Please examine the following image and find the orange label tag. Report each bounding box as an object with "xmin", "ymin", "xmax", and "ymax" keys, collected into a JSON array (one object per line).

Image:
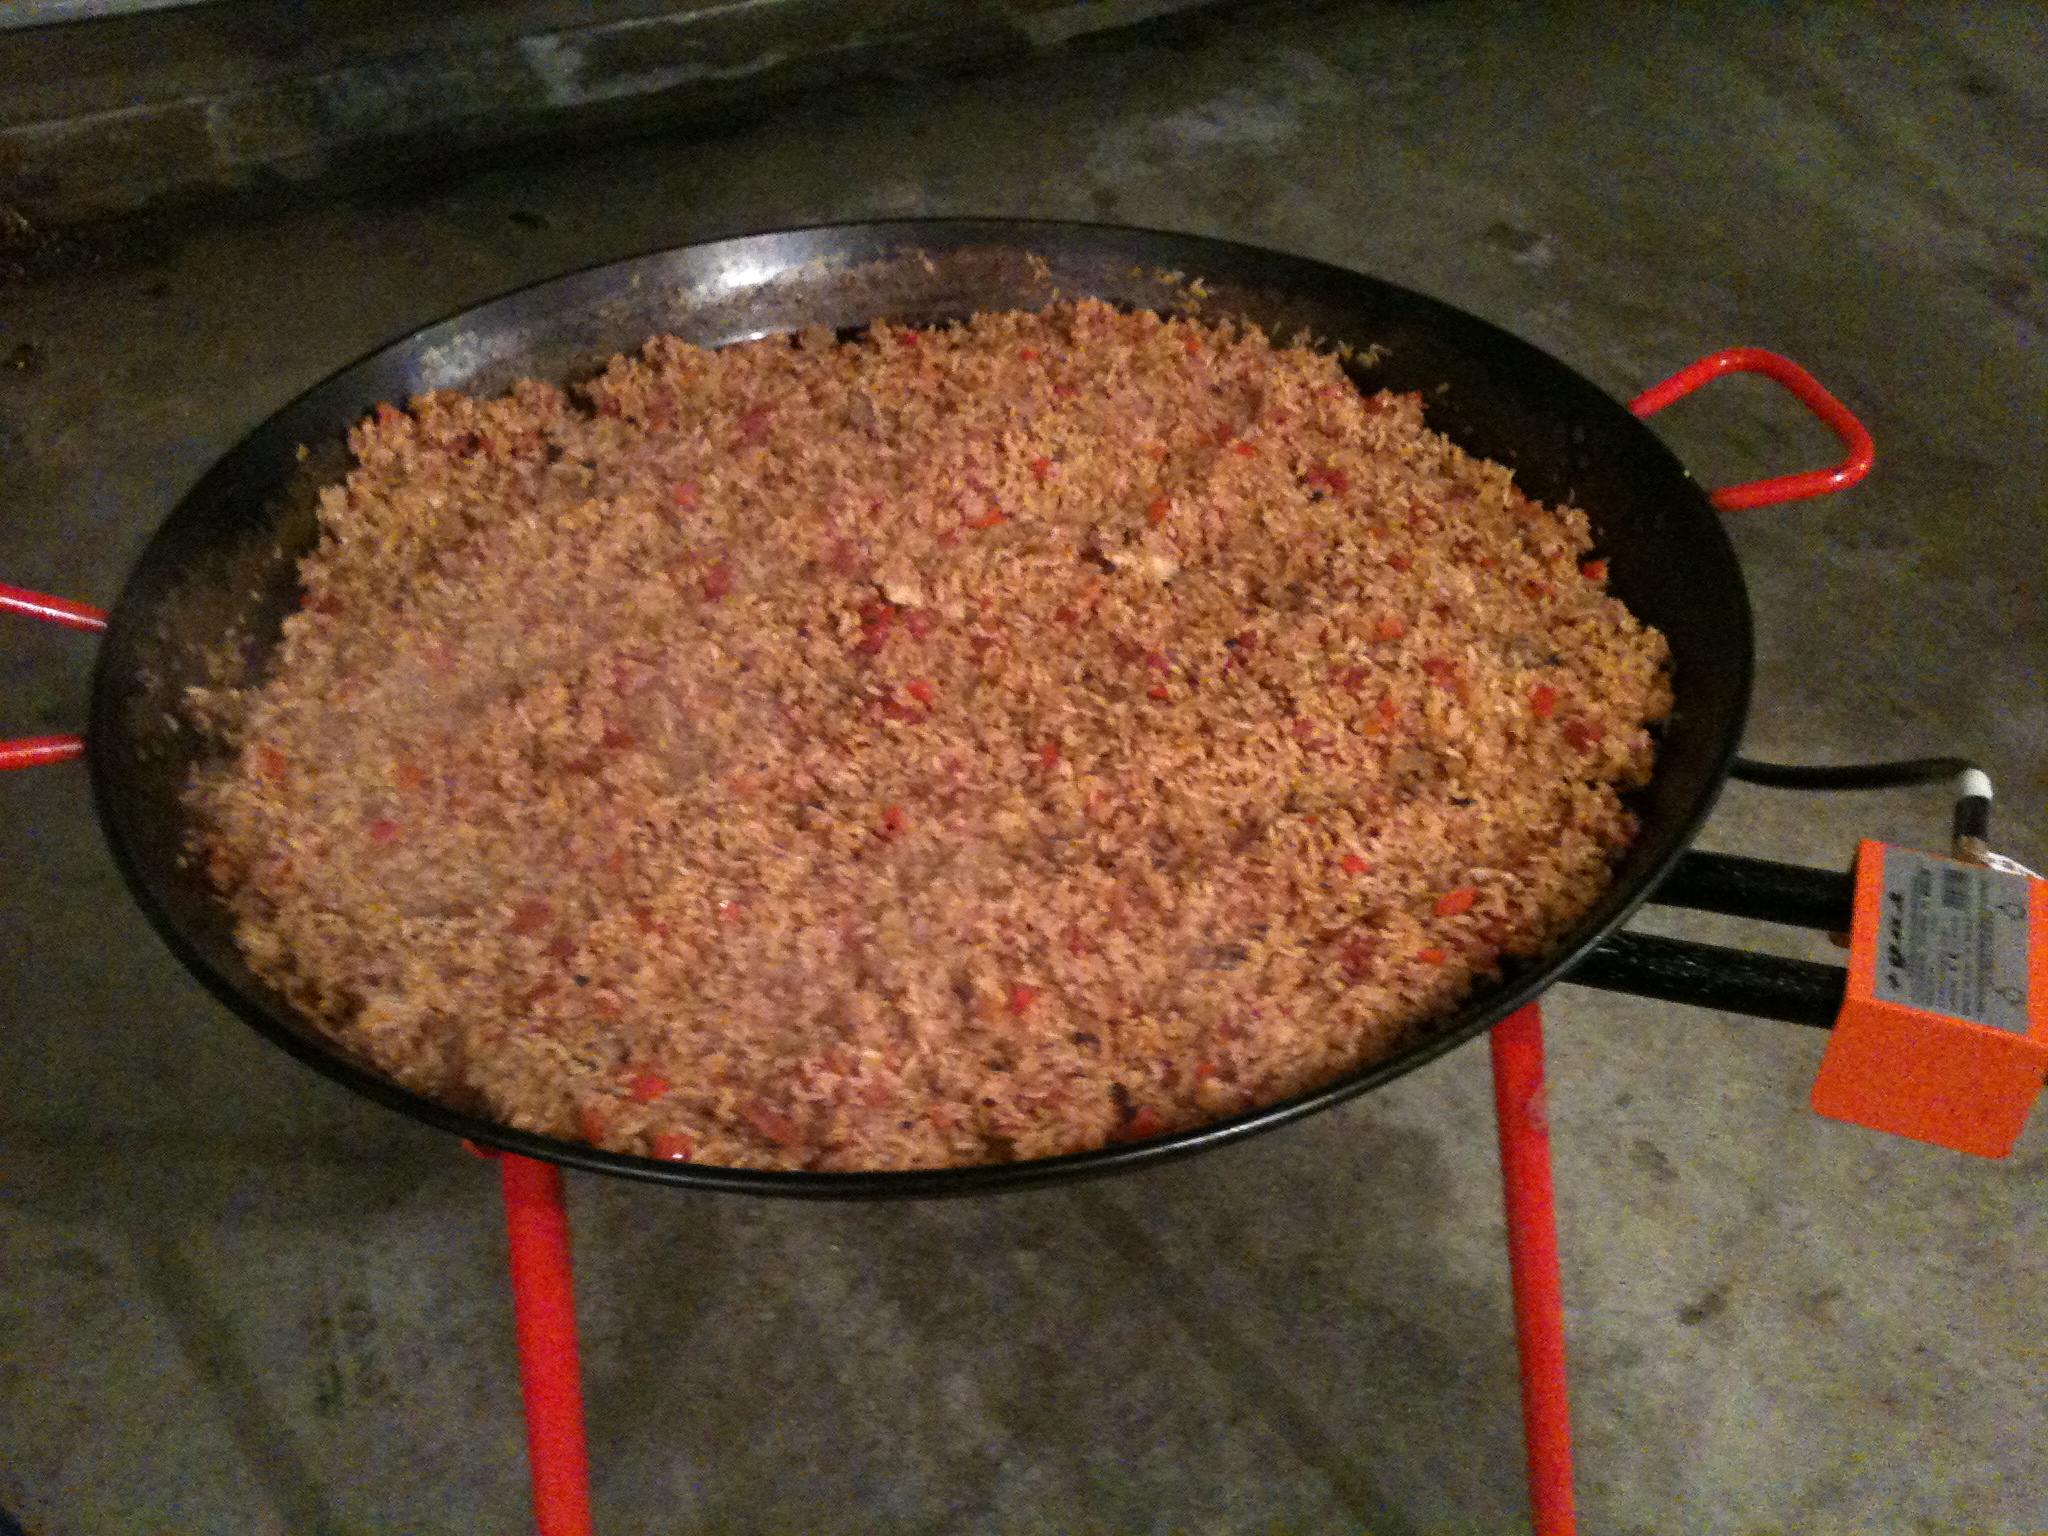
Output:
[{"xmin": 1813, "ymin": 841, "xmax": 2048, "ymax": 1157}]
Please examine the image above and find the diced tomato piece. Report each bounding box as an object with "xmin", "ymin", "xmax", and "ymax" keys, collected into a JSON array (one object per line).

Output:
[
  {"xmin": 578, "ymin": 1107, "xmax": 608, "ymax": 1145},
  {"xmin": 369, "ymin": 819, "xmax": 402, "ymax": 844},
  {"xmin": 745, "ymin": 1103, "xmax": 800, "ymax": 1146},
  {"xmin": 966, "ymin": 508, "xmax": 1006, "ymax": 530},
  {"xmin": 627, "ymin": 1073, "xmax": 671, "ymax": 1105},
  {"xmin": 1435, "ymin": 886, "xmax": 1478, "ymax": 917},
  {"xmin": 1342, "ymin": 854, "xmax": 1370, "ymax": 875},
  {"xmin": 1378, "ymin": 696, "xmax": 1399, "ymax": 723},
  {"xmin": 1232, "ymin": 442, "xmax": 1258, "ymax": 458},
  {"xmin": 906, "ymin": 678, "xmax": 937, "ymax": 707},
  {"xmin": 1147, "ymin": 496, "xmax": 1170, "ymax": 525},
  {"xmin": 1530, "ymin": 684, "xmax": 1559, "ymax": 719},
  {"xmin": 509, "ymin": 899, "xmax": 554, "ymax": 936},
  {"xmin": 1387, "ymin": 554, "xmax": 1414, "ymax": 572},
  {"xmin": 1031, "ymin": 457, "xmax": 1054, "ymax": 483},
  {"xmin": 1008, "ymin": 984, "xmax": 1039, "ymax": 1016},
  {"xmin": 1417, "ymin": 947, "xmax": 1448, "ymax": 966},
  {"xmin": 1562, "ymin": 718, "xmax": 1606, "ymax": 752},
  {"xmin": 880, "ymin": 805, "xmax": 907, "ymax": 838},
  {"xmin": 1375, "ymin": 616, "xmax": 1407, "ymax": 642},
  {"xmin": 651, "ymin": 1131, "xmax": 696, "ymax": 1162},
  {"xmin": 1148, "ymin": 685, "xmax": 1172, "ymax": 700},
  {"xmin": 1580, "ymin": 558, "xmax": 1608, "ymax": 581},
  {"xmin": 1036, "ymin": 742, "xmax": 1061, "ymax": 770},
  {"xmin": 672, "ymin": 482, "xmax": 701, "ymax": 509},
  {"xmin": 1119, "ymin": 1106, "xmax": 1166, "ymax": 1139},
  {"xmin": 257, "ymin": 745, "xmax": 289, "ymax": 782},
  {"xmin": 1020, "ymin": 347, "xmax": 1039, "ymax": 361}
]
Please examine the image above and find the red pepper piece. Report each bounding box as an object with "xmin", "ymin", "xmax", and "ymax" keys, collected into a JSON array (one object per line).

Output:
[
  {"xmin": 745, "ymin": 1103, "xmax": 800, "ymax": 1147},
  {"xmin": 579, "ymin": 1106, "xmax": 609, "ymax": 1145},
  {"xmin": 1148, "ymin": 685, "xmax": 1172, "ymax": 700},
  {"xmin": 1341, "ymin": 854, "xmax": 1370, "ymax": 876},
  {"xmin": 1008, "ymin": 984, "xmax": 1039, "ymax": 1016},
  {"xmin": 1530, "ymin": 684, "xmax": 1559, "ymax": 720},
  {"xmin": 1031, "ymin": 457, "xmax": 1054, "ymax": 483},
  {"xmin": 508, "ymin": 899, "xmax": 554, "ymax": 936},
  {"xmin": 651, "ymin": 1131, "xmax": 696, "ymax": 1161},
  {"xmin": 1417, "ymin": 947, "xmax": 1448, "ymax": 966},
  {"xmin": 879, "ymin": 805, "xmax": 907, "ymax": 838},
  {"xmin": 1232, "ymin": 442, "xmax": 1258, "ymax": 458},
  {"xmin": 1020, "ymin": 347, "xmax": 1039, "ymax": 361},
  {"xmin": 1435, "ymin": 886, "xmax": 1478, "ymax": 917},
  {"xmin": 965, "ymin": 508, "xmax": 1006, "ymax": 530},
  {"xmin": 1147, "ymin": 496, "xmax": 1170, "ymax": 525},
  {"xmin": 1580, "ymin": 558, "xmax": 1608, "ymax": 581},
  {"xmin": 1115, "ymin": 1106, "xmax": 1166, "ymax": 1140},
  {"xmin": 906, "ymin": 678, "xmax": 937, "ymax": 707},
  {"xmin": 627, "ymin": 1073, "xmax": 671, "ymax": 1105}
]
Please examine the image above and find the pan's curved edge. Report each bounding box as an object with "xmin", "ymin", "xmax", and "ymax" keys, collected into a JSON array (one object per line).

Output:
[{"xmin": 86, "ymin": 216, "xmax": 1752, "ymax": 1200}]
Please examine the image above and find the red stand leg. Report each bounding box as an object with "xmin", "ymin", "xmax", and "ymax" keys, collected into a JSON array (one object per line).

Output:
[
  {"xmin": 1489, "ymin": 1002, "xmax": 1576, "ymax": 1536},
  {"xmin": 499, "ymin": 1154, "xmax": 595, "ymax": 1536}
]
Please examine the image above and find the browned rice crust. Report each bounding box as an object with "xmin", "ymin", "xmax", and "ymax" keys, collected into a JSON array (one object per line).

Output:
[{"xmin": 188, "ymin": 300, "xmax": 1672, "ymax": 1171}]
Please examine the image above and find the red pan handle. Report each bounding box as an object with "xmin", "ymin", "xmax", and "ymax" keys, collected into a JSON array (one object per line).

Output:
[
  {"xmin": 1629, "ymin": 348, "xmax": 1874, "ymax": 510},
  {"xmin": 1, "ymin": 582, "xmax": 107, "ymax": 769}
]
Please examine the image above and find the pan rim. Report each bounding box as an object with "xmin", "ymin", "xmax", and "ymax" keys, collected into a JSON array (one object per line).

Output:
[{"xmin": 88, "ymin": 215, "xmax": 1751, "ymax": 1199}]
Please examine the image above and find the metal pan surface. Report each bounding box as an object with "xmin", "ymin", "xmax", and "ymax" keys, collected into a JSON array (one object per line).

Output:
[{"xmin": 87, "ymin": 219, "xmax": 1751, "ymax": 1196}]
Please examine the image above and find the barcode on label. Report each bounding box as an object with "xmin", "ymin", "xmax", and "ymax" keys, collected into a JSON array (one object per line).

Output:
[{"xmin": 1872, "ymin": 847, "xmax": 2032, "ymax": 1033}]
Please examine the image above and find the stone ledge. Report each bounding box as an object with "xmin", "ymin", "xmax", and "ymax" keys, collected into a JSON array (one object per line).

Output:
[{"xmin": 0, "ymin": 0, "xmax": 1225, "ymax": 223}]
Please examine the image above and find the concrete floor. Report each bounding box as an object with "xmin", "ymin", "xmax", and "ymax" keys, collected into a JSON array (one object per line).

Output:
[{"xmin": 3, "ymin": 2, "xmax": 2044, "ymax": 1531}]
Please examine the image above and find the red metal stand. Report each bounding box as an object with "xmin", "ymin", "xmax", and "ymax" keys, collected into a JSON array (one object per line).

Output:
[
  {"xmin": 1490, "ymin": 1001, "xmax": 1576, "ymax": 1536},
  {"xmin": 498, "ymin": 1154, "xmax": 595, "ymax": 1536}
]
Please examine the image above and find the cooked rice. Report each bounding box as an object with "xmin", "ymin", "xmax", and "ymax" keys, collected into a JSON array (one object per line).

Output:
[{"xmin": 188, "ymin": 300, "xmax": 1672, "ymax": 1171}]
